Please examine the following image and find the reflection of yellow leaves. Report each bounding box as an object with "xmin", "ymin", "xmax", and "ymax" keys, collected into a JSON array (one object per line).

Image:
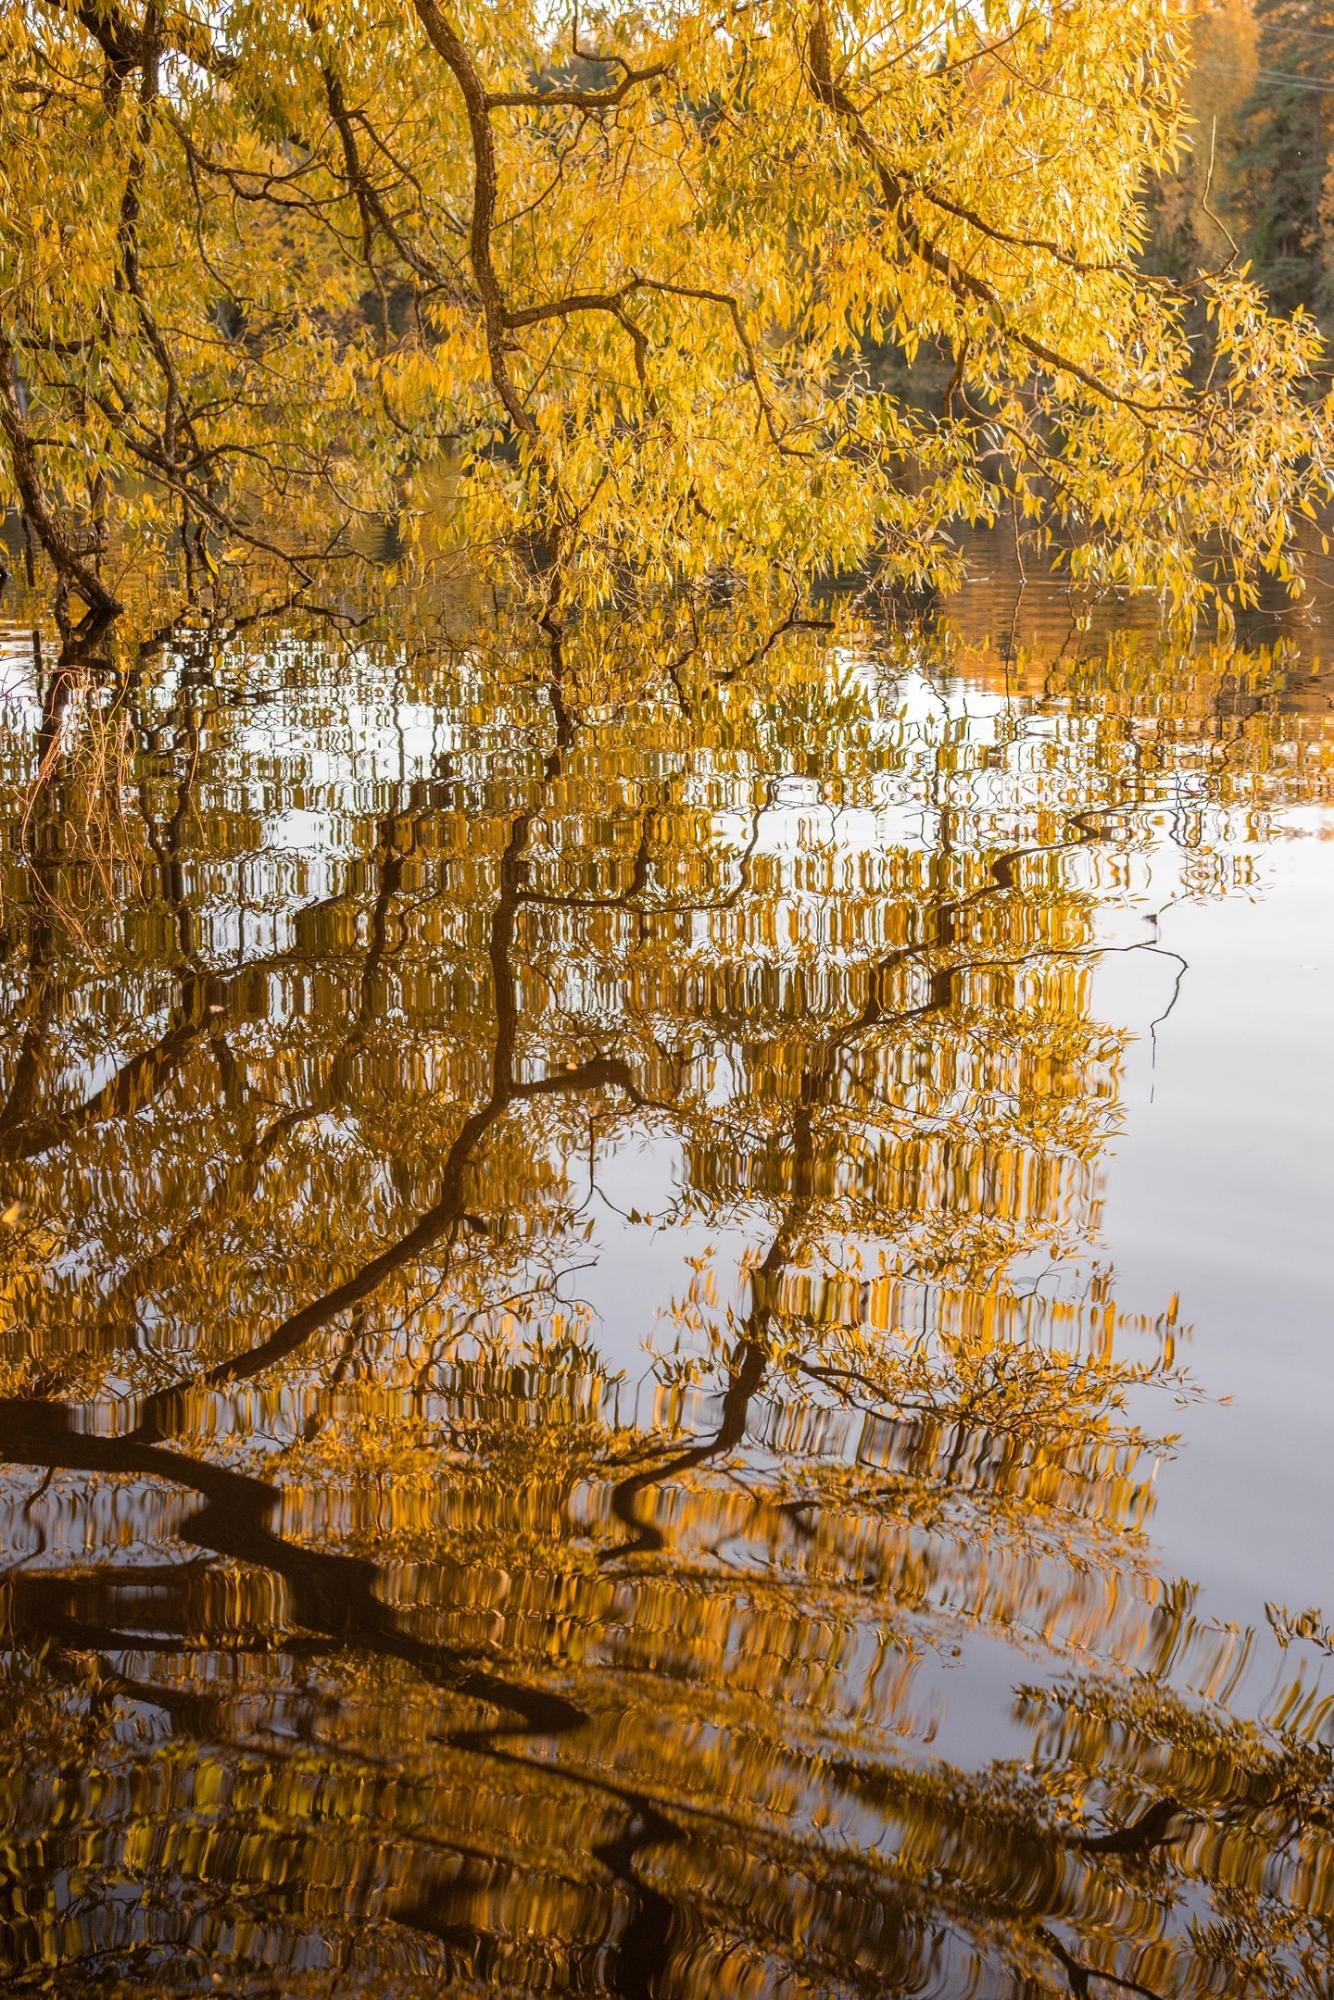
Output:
[
  {"xmin": 0, "ymin": 596, "xmax": 1328, "ymax": 1995},
  {"xmin": 0, "ymin": 1203, "xmax": 63, "ymax": 1346},
  {"xmin": 1267, "ymin": 1602, "xmax": 1334, "ymax": 1658}
]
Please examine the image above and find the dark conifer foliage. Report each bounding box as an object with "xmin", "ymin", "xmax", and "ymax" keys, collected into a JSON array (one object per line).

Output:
[{"xmin": 1233, "ymin": 0, "xmax": 1334, "ymax": 319}]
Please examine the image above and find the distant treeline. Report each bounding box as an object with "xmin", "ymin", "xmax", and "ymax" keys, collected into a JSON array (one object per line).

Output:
[{"xmin": 1154, "ymin": 0, "xmax": 1334, "ymax": 325}]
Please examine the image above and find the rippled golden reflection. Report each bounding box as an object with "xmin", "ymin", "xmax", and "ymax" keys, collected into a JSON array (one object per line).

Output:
[{"xmin": 0, "ymin": 594, "xmax": 1331, "ymax": 1997}]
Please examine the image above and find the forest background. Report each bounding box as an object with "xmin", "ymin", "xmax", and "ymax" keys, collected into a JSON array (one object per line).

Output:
[{"xmin": 1152, "ymin": 1, "xmax": 1334, "ymax": 327}]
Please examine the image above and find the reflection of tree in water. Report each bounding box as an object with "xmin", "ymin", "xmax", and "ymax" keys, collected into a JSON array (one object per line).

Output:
[{"xmin": 0, "ymin": 608, "xmax": 1331, "ymax": 1997}]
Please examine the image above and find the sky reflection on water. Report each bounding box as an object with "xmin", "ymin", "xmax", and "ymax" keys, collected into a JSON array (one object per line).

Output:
[{"xmin": 0, "ymin": 573, "xmax": 1331, "ymax": 1998}]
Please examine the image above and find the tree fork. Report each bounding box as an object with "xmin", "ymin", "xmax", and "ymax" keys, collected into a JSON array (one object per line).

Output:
[{"xmin": 0, "ymin": 338, "xmax": 121, "ymax": 616}]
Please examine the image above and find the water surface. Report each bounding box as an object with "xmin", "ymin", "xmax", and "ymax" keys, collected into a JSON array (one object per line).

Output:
[{"xmin": 0, "ymin": 575, "xmax": 1331, "ymax": 1997}]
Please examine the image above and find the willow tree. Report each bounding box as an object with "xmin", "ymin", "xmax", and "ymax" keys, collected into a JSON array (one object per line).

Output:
[
  {"xmin": 0, "ymin": 607, "xmax": 1331, "ymax": 1998},
  {"xmin": 1, "ymin": 0, "xmax": 1331, "ymax": 625}
]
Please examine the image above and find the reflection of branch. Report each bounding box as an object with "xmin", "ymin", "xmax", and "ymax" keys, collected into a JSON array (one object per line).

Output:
[
  {"xmin": 0, "ymin": 771, "xmax": 440, "ymax": 1166},
  {"xmin": 717, "ymin": 590, "xmax": 835, "ymax": 685},
  {"xmin": 0, "ymin": 987, "xmax": 219, "ymax": 1164},
  {"xmin": 165, "ymin": 1055, "xmax": 642, "ymax": 1411},
  {"xmin": 600, "ymin": 757, "xmax": 1180, "ymax": 1558},
  {"xmin": 1145, "ymin": 925, "xmax": 1188, "ymax": 1095},
  {"xmin": 1069, "ymin": 1796, "xmax": 1190, "ymax": 1858},
  {"xmin": 0, "ymin": 660, "xmax": 74, "ymax": 1145},
  {"xmin": 517, "ymin": 792, "xmax": 770, "ymax": 916},
  {"xmin": 603, "ymin": 1065, "xmax": 820, "ymax": 1559},
  {"xmin": 0, "ymin": 1397, "xmax": 582, "ymax": 1737},
  {"xmin": 1036, "ymin": 1922, "xmax": 1168, "ymax": 2000},
  {"xmin": 124, "ymin": 669, "xmax": 652, "ymax": 1424}
]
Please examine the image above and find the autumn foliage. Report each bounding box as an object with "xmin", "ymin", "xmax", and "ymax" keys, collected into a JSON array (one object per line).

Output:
[{"xmin": 1, "ymin": 0, "xmax": 1332, "ymax": 623}]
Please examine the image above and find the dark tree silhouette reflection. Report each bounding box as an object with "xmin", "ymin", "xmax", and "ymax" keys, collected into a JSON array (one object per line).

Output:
[{"xmin": 0, "ymin": 599, "xmax": 1331, "ymax": 1997}]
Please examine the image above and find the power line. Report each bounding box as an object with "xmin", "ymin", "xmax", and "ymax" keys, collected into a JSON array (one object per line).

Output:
[
  {"xmin": 1200, "ymin": 60, "xmax": 1334, "ymax": 94},
  {"xmin": 1251, "ymin": 21, "xmax": 1334, "ymax": 48}
]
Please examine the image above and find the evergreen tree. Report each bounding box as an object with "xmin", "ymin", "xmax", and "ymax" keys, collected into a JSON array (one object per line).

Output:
[
  {"xmin": 1233, "ymin": 0, "xmax": 1334, "ymax": 318},
  {"xmin": 1150, "ymin": 0, "xmax": 1257, "ymax": 283}
]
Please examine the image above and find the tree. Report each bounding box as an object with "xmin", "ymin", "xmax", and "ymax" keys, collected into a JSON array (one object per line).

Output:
[
  {"xmin": 1149, "ymin": 0, "xmax": 1258, "ymax": 281},
  {"xmin": 0, "ymin": 0, "xmax": 1331, "ymax": 629},
  {"xmin": 1233, "ymin": 1, "xmax": 1334, "ymax": 322}
]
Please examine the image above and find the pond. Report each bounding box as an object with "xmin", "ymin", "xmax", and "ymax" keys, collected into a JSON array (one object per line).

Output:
[{"xmin": 0, "ymin": 560, "xmax": 1331, "ymax": 1997}]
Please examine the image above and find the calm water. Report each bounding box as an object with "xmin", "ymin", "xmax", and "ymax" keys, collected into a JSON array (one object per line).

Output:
[{"xmin": 0, "ymin": 568, "xmax": 1332, "ymax": 1997}]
